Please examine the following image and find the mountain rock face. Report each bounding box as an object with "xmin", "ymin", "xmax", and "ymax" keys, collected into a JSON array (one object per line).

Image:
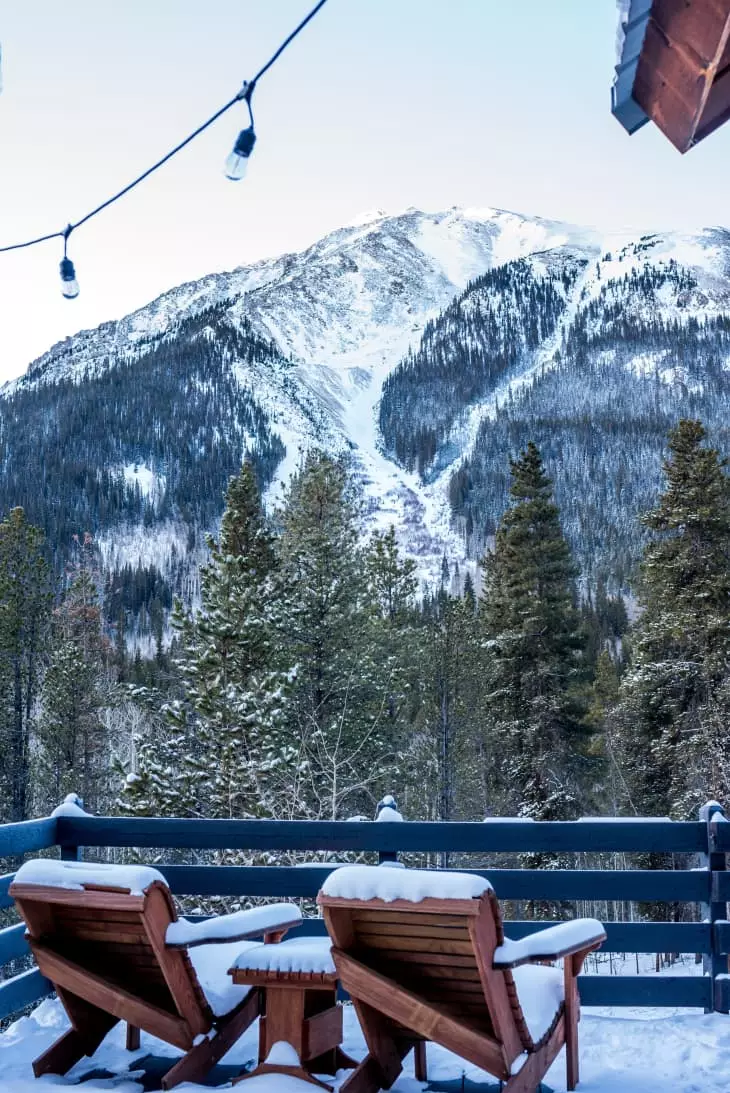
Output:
[{"xmin": 3, "ymin": 205, "xmax": 730, "ymax": 625}]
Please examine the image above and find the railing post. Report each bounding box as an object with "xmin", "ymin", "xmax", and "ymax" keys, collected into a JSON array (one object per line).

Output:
[
  {"xmin": 54, "ymin": 793, "xmax": 86, "ymax": 863},
  {"xmin": 699, "ymin": 800, "xmax": 728, "ymax": 1013},
  {"xmin": 375, "ymin": 794, "xmax": 402, "ymax": 864}
]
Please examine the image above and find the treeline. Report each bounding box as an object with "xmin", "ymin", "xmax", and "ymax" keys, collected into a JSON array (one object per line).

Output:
[{"xmin": 0, "ymin": 418, "xmax": 727, "ymax": 832}]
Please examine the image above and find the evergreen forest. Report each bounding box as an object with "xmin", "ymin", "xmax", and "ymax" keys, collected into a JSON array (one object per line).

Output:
[{"xmin": 2, "ymin": 420, "xmax": 728, "ymax": 852}]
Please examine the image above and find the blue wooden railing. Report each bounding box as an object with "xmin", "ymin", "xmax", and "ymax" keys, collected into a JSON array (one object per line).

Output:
[{"xmin": 1, "ymin": 805, "xmax": 728, "ymax": 1023}]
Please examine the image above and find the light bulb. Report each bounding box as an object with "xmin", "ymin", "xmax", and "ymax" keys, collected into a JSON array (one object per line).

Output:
[
  {"xmin": 60, "ymin": 257, "xmax": 79, "ymax": 299},
  {"xmin": 224, "ymin": 126, "xmax": 256, "ymax": 181}
]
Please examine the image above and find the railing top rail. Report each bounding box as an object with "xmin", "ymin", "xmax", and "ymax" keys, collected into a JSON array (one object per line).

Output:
[
  {"xmin": 0, "ymin": 817, "xmax": 56, "ymax": 858},
  {"xmin": 54, "ymin": 815, "xmax": 709, "ymax": 854}
]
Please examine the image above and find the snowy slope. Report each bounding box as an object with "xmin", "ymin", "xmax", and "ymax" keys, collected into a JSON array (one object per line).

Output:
[{"xmin": 4, "ymin": 206, "xmax": 730, "ymax": 592}]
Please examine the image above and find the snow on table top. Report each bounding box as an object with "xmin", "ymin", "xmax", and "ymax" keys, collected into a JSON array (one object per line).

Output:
[
  {"xmin": 320, "ymin": 864, "xmax": 492, "ymax": 902},
  {"xmin": 494, "ymin": 918, "xmax": 605, "ymax": 966},
  {"xmin": 512, "ymin": 963, "xmax": 564, "ymax": 1044},
  {"xmin": 189, "ymin": 941, "xmax": 254, "ymax": 1017},
  {"xmin": 233, "ymin": 937, "xmax": 335, "ymax": 975},
  {"xmin": 166, "ymin": 903, "xmax": 302, "ymax": 947},
  {"xmin": 13, "ymin": 858, "xmax": 167, "ymax": 896}
]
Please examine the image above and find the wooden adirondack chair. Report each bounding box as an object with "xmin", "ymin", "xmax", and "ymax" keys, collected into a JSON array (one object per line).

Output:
[
  {"xmin": 10, "ymin": 859, "xmax": 301, "ymax": 1089},
  {"xmin": 318, "ymin": 865, "xmax": 606, "ymax": 1093}
]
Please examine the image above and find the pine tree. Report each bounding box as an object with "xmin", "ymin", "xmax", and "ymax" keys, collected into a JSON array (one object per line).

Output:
[
  {"xmin": 120, "ymin": 462, "xmax": 297, "ymax": 821},
  {"xmin": 35, "ymin": 534, "xmax": 112, "ymax": 814},
  {"xmin": 0, "ymin": 508, "xmax": 52, "ymax": 821},
  {"xmin": 478, "ymin": 443, "xmax": 589, "ymax": 827},
  {"xmin": 616, "ymin": 420, "xmax": 730, "ymax": 817}
]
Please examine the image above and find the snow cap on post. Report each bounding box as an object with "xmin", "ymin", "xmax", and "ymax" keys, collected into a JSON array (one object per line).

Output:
[
  {"xmin": 376, "ymin": 793, "xmax": 402, "ymax": 864},
  {"xmin": 51, "ymin": 793, "xmax": 90, "ymax": 818},
  {"xmin": 375, "ymin": 793, "xmax": 403, "ymax": 822},
  {"xmin": 699, "ymin": 800, "xmax": 727, "ymax": 823}
]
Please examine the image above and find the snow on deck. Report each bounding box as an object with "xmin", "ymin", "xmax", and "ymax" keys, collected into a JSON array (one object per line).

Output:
[{"xmin": 2, "ymin": 996, "xmax": 729, "ymax": 1093}]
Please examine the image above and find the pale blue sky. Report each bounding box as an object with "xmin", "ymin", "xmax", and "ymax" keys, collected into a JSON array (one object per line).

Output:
[{"xmin": 1, "ymin": 0, "xmax": 729, "ymax": 382}]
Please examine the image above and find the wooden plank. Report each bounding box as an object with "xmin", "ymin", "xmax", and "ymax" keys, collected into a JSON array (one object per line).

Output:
[
  {"xmin": 478, "ymin": 869, "xmax": 708, "ymax": 903},
  {"xmin": 0, "ymin": 921, "xmax": 30, "ymax": 964},
  {"xmin": 155, "ymin": 865, "xmax": 710, "ymax": 903},
  {"xmin": 564, "ymin": 954, "xmax": 580, "ymax": 1089},
  {"xmin": 469, "ymin": 897, "xmax": 524, "ymax": 1060},
  {"xmin": 55, "ymin": 815, "xmax": 709, "ymax": 854},
  {"xmin": 350, "ymin": 998, "xmax": 409, "ymax": 1089},
  {"xmin": 32, "ymin": 1028, "xmax": 92, "ymax": 1078},
  {"xmin": 142, "ymin": 883, "xmax": 209, "ymax": 1037},
  {"xmin": 30, "ymin": 942, "xmax": 192, "ymax": 1049},
  {"xmin": 0, "ymin": 872, "xmax": 15, "ymax": 909},
  {"xmin": 333, "ymin": 948, "xmax": 508, "ymax": 1080},
  {"xmin": 321, "ymin": 896, "xmax": 481, "ymax": 917},
  {"xmin": 355, "ymin": 922, "xmax": 472, "ymax": 941},
  {"xmin": 634, "ymin": 0, "xmax": 730, "ymax": 151},
  {"xmin": 160, "ymin": 989, "xmax": 260, "ymax": 1090},
  {"xmin": 9, "ymin": 884, "xmax": 145, "ymax": 912},
  {"xmin": 352, "ymin": 910, "xmax": 469, "ymax": 929},
  {"xmin": 577, "ymin": 974, "xmax": 710, "ymax": 1008},
  {"xmin": 0, "ymin": 968, "xmax": 53, "ymax": 1020},
  {"xmin": 0, "ymin": 817, "xmax": 56, "ymax": 857},
  {"xmin": 354, "ymin": 933, "xmax": 475, "ymax": 956},
  {"xmin": 51, "ymin": 922, "xmax": 148, "ymax": 944},
  {"xmin": 503, "ymin": 1014, "xmax": 565, "ymax": 1093},
  {"xmin": 696, "ymin": 67, "xmax": 730, "ymax": 141},
  {"xmin": 54, "ymin": 907, "xmax": 146, "ymax": 926},
  {"xmin": 231, "ymin": 970, "xmax": 338, "ymax": 989},
  {"xmin": 294, "ymin": 917, "xmax": 711, "ymax": 956},
  {"xmin": 369, "ymin": 950, "xmax": 483, "ymax": 972},
  {"xmin": 499, "ymin": 919, "xmax": 710, "ymax": 954},
  {"xmin": 303, "ymin": 1006, "xmax": 343, "ymax": 1061}
]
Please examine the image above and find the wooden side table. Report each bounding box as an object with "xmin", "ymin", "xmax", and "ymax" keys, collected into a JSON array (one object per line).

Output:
[{"xmin": 229, "ymin": 939, "xmax": 355, "ymax": 1090}]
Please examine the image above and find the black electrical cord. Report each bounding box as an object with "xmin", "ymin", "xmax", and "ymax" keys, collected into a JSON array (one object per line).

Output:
[{"xmin": 0, "ymin": 0, "xmax": 329, "ymax": 255}]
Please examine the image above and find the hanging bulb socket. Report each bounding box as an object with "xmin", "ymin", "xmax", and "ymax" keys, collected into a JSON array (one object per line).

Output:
[
  {"xmin": 60, "ymin": 256, "xmax": 79, "ymax": 299},
  {"xmin": 225, "ymin": 126, "xmax": 256, "ymax": 181}
]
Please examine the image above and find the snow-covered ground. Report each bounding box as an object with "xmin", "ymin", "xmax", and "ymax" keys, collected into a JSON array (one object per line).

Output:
[{"xmin": 2, "ymin": 995, "xmax": 729, "ymax": 1093}]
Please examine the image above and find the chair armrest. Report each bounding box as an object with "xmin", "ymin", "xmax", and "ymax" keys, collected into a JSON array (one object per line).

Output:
[
  {"xmin": 493, "ymin": 918, "xmax": 607, "ymax": 969},
  {"xmin": 165, "ymin": 902, "xmax": 302, "ymax": 949}
]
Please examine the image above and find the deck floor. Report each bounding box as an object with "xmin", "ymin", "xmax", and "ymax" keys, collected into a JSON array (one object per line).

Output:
[{"xmin": 1, "ymin": 996, "xmax": 729, "ymax": 1093}]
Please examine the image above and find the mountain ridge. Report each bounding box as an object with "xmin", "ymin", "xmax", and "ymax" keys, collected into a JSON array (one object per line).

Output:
[{"xmin": 3, "ymin": 204, "xmax": 730, "ymax": 615}]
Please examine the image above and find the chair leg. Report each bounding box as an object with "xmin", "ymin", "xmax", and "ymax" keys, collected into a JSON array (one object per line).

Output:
[
  {"xmin": 126, "ymin": 1024, "xmax": 141, "ymax": 1051},
  {"xmin": 162, "ymin": 989, "xmax": 260, "ymax": 1090},
  {"xmin": 564, "ymin": 957, "xmax": 580, "ymax": 1090},
  {"xmin": 34, "ymin": 989, "xmax": 118, "ymax": 1077},
  {"xmin": 352, "ymin": 1000, "xmax": 404, "ymax": 1090},
  {"xmin": 413, "ymin": 1041, "xmax": 427, "ymax": 1082},
  {"xmin": 33, "ymin": 1029, "xmax": 90, "ymax": 1078}
]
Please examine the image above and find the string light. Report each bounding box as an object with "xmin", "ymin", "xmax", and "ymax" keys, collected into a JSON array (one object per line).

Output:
[
  {"xmin": 225, "ymin": 84, "xmax": 257, "ymax": 181},
  {"xmin": 0, "ymin": 0, "xmax": 330, "ymax": 296},
  {"xmin": 59, "ymin": 225, "xmax": 79, "ymax": 299}
]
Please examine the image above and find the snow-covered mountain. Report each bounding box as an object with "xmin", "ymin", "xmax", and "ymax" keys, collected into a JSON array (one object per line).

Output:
[{"xmin": 3, "ymin": 205, "xmax": 730, "ymax": 608}]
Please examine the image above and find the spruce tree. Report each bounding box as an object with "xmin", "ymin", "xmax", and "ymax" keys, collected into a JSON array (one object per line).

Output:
[
  {"xmin": 616, "ymin": 420, "xmax": 730, "ymax": 817},
  {"xmin": 121, "ymin": 462, "xmax": 297, "ymax": 821},
  {"xmin": 478, "ymin": 443, "xmax": 589, "ymax": 827}
]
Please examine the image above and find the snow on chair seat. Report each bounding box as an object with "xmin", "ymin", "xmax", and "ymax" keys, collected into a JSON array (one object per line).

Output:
[
  {"xmin": 318, "ymin": 863, "xmax": 606, "ymax": 1093},
  {"xmin": 10, "ymin": 858, "xmax": 302, "ymax": 1089}
]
